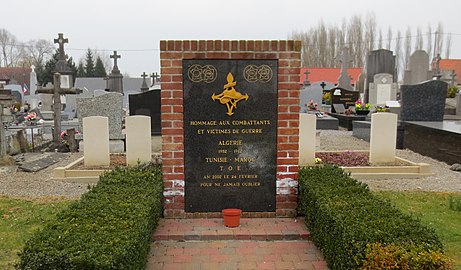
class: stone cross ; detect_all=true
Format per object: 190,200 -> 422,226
431,53 -> 442,77
450,70 -> 457,86
320,82 -> 327,90
36,73 -> 82,143
335,47 -> 353,90
110,51 -> 121,70
54,33 -> 68,61
303,70 -> 311,86
141,72 -> 149,92
0,88 -> 14,157
151,72 -> 160,86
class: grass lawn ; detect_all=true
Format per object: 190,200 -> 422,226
375,191 -> 461,270
0,196 -> 72,270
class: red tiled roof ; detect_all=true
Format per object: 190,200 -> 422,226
0,67 -> 31,88
300,67 -> 363,85
440,59 -> 461,84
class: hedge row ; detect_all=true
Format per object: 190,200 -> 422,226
298,165 -> 452,270
17,164 -> 163,270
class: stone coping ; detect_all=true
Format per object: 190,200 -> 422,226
301,150 -> 433,180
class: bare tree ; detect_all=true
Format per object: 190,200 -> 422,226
445,33 -> 452,59
426,24 -> 433,59
24,39 -> 54,67
377,28 -> 383,49
403,27 -> 412,70
347,14 -> 363,67
394,30 -> 402,77
435,23 -> 444,56
0,28 -> 24,67
364,13 -> 377,56
414,26 -> 424,50
386,27 -> 393,50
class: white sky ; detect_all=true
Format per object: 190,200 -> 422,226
5,0 -> 461,77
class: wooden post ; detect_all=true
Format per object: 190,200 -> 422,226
52,73 -> 62,144
67,128 -> 78,152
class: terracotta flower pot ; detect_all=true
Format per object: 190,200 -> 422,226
222,208 -> 242,227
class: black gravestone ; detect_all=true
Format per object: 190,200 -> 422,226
128,90 -> 161,135
330,87 -> 359,113
183,59 -> 278,212
400,80 -> 448,121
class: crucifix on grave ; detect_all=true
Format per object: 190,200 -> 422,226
450,70 -> 457,86
151,72 -> 160,87
335,46 -> 353,90
53,33 -> 73,75
0,87 -> 14,157
107,51 -> 123,93
320,81 -> 327,90
303,70 -> 311,86
140,72 -> 149,92
36,73 -> 82,144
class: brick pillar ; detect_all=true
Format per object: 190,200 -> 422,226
160,40 -> 301,218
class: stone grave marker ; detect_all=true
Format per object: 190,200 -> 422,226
64,87 -> 93,120
76,92 -> 124,140
128,90 -> 161,135
369,113 -> 397,165
83,116 -> 109,166
126,115 -> 151,166
369,73 -> 398,106
330,87 -> 359,113
335,46 -> 353,90
400,80 -> 448,121
299,114 -> 316,165
0,88 -> 14,157
403,50 -> 432,85
365,49 -> 396,102
107,51 -> 123,93
299,83 -> 322,112
332,104 -> 346,114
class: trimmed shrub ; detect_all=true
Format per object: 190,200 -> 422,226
17,164 -> 163,270
299,165 -> 452,270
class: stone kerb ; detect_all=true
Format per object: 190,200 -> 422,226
369,113 -> 398,165
83,116 -> 110,166
160,40 -> 301,218
126,115 -> 152,166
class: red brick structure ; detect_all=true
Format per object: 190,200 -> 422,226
160,40 -> 301,218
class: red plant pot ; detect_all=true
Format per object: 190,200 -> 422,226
222,208 -> 242,227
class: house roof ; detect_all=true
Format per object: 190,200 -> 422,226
0,67 -> 31,88
440,59 -> 461,84
300,67 -> 363,85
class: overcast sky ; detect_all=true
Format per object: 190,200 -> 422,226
5,0 -> 461,77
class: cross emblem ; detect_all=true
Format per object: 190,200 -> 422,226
320,82 -> 327,90
110,51 -> 121,70
54,33 -> 68,61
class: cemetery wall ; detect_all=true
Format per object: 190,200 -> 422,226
160,40 -> 301,218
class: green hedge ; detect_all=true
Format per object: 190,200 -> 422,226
299,165 -> 452,270
17,164 -> 163,270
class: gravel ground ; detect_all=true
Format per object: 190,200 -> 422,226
1,129 -> 460,200
320,129 -> 461,192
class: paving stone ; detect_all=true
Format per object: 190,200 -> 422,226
18,152 -> 67,172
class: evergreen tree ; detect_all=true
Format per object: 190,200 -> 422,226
77,61 -> 85,77
84,49 -> 95,77
35,49 -> 77,85
94,56 -> 107,77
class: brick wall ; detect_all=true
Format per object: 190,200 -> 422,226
160,40 -> 301,218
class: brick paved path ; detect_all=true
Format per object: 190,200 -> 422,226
146,218 -> 329,270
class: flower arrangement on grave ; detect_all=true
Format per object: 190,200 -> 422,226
306,99 -> 318,111
354,99 -> 370,111
322,92 -> 331,103
24,111 -> 40,125
61,129 -> 80,147
375,105 -> 389,113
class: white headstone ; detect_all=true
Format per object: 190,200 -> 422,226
369,73 -> 398,107
299,114 -> 316,165
369,113 -> 398,165
83,116 -> 110,166
126,115 -> 152,166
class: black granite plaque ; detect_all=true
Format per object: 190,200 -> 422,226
330,87 -> 359,113
128,90 -> 161,135
183,59 -> 278,212
400,80 -> 448,121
